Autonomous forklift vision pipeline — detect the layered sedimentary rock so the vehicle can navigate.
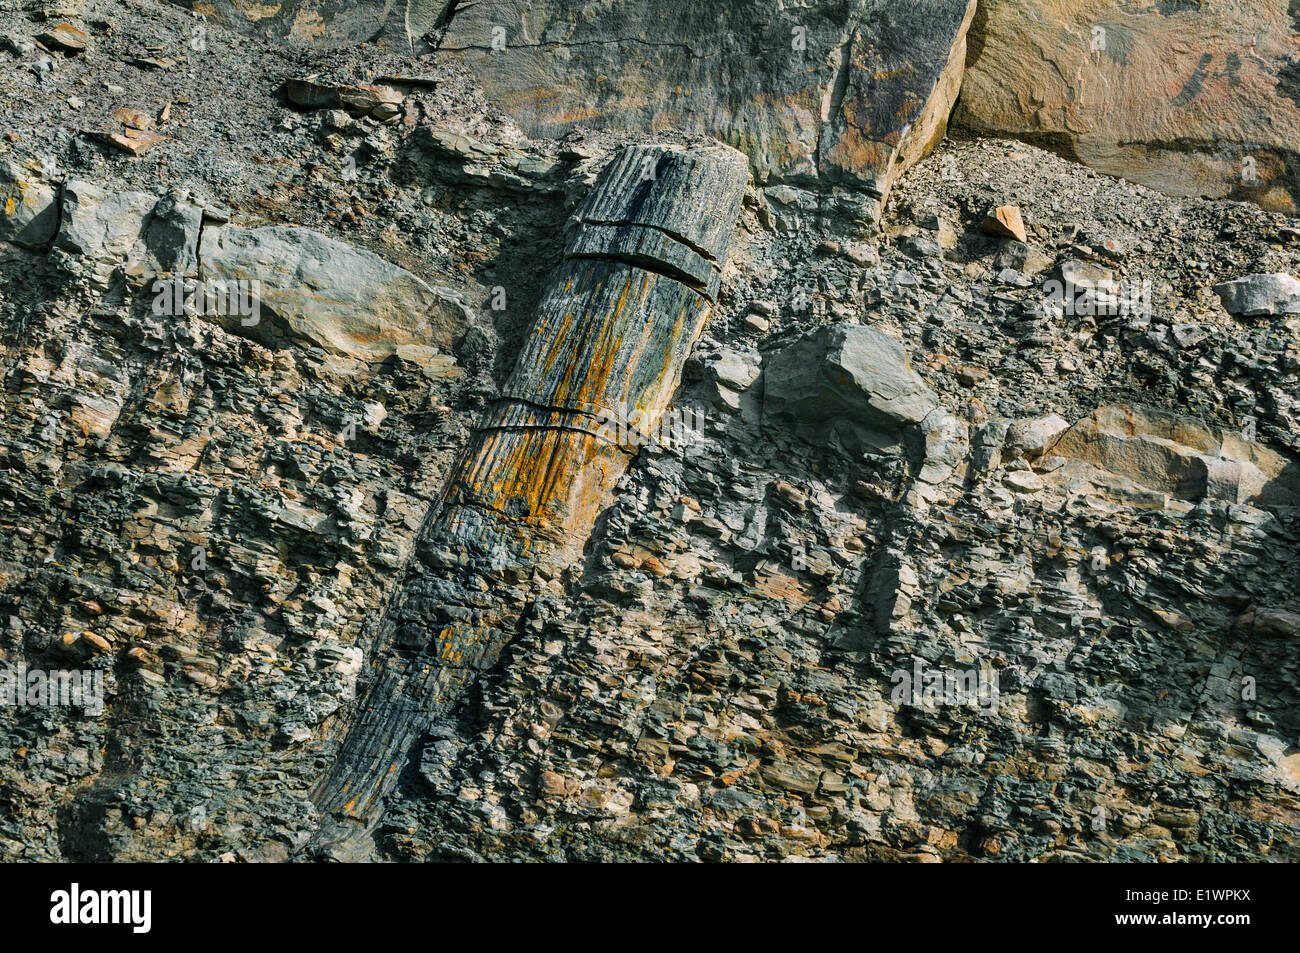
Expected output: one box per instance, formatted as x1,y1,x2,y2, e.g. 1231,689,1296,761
5,0,1300,862
957,0,1300,212
310,143,749,845
161,0,421,45
436,0,975,217
1046,405,1300,508
162,0,974,222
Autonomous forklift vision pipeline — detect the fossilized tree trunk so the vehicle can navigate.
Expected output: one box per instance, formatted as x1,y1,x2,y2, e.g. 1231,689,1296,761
310,143,749,843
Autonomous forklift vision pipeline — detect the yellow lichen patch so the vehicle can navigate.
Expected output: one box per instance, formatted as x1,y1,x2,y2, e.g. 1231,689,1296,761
289,8,325,40
233,0,280,21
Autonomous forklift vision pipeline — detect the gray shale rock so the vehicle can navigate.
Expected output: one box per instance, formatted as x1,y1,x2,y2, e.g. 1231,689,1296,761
1213,273,1300,317
197,224,474,362
54,180,157,264
764,323,939,435
0,157,58,249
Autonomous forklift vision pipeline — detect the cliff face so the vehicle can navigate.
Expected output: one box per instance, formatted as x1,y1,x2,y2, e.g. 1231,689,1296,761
1,0,1299,863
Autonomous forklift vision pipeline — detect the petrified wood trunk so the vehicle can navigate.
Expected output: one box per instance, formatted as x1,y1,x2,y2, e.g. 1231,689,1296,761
310,143,749,842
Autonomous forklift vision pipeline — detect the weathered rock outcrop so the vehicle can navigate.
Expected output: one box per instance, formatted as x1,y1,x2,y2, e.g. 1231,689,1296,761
5,0,1300,865
1045,405,1300,508
957,0,1300,212
163,0,974,223
309,143,749,849
436,0,974,216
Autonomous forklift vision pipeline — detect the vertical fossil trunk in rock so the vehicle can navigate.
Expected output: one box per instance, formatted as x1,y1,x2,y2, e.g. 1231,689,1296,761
310,143,749,838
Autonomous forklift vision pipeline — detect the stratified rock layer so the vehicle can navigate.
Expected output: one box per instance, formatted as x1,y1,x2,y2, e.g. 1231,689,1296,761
436,0,974,214
162,0,974,222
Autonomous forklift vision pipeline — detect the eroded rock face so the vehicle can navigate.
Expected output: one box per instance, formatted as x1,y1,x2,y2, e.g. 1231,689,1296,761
166,0,974,222
1047,405,1300,508
164,0,423,45
437,0,974,215
5,0,1300,864
957,0,1300,212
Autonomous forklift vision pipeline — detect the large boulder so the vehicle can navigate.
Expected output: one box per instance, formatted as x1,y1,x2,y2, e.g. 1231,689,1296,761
764,323,938,452
956,0,1300,213
197,224,473,362
53,181,202,280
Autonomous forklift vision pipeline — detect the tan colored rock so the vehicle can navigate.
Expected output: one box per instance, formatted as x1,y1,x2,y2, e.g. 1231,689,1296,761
957,0,1300,212
89,128,168,156
1048,404,1300,506
981,205,1026,242
37,23,88,53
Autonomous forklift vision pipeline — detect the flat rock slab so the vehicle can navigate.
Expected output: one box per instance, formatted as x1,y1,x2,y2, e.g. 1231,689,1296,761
1213,273,1300,317
957,0,1300,213
197,224,473,362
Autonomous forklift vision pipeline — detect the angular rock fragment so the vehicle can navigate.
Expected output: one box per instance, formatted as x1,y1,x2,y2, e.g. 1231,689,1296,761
285,77,403,120
309,143,749,845
764,323,938,452
916,407,968,486
138,194,203,276
89,128,168,156
54,180,158,262
1213,273,1300,317
37,23,88,53
981,205,1026,242
53,181,203,280
1004,414,1070,461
